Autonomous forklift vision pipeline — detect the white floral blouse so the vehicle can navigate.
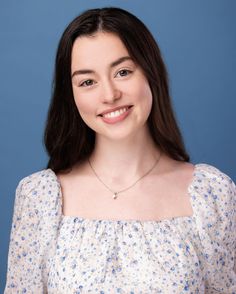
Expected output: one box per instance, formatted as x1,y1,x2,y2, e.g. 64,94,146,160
4,164,236,293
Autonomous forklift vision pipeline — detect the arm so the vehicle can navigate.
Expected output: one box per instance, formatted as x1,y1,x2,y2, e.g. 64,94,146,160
4,178,47,293
204,172,236,293
4,170,61,294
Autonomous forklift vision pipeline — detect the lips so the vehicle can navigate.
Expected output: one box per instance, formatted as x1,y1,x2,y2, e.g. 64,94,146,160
100,105,133,124
98,105,133,117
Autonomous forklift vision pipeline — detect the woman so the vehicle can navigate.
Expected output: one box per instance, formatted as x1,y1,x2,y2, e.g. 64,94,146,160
5,7,235,293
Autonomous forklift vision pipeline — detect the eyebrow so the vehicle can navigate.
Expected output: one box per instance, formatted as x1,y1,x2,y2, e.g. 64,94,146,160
71,56,133,78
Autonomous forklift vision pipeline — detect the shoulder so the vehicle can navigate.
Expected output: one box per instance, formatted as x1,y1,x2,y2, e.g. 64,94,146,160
194,163,234,181
14,168,62,216
190,163,235,218
193,163,235,195
17,168,59,195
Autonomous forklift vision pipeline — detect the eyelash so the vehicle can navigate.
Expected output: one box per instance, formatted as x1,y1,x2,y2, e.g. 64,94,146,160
79,69,133,87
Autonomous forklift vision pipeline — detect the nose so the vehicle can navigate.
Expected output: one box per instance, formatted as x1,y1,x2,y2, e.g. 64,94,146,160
100,79,121,103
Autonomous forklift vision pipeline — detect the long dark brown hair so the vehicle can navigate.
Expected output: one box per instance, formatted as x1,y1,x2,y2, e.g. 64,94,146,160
44,7,190,173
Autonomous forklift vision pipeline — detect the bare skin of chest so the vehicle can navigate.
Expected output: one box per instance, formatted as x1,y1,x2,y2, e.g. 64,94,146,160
58,161,194,221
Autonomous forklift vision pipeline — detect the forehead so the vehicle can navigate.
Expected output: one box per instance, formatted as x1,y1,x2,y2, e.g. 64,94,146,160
71,32,130,69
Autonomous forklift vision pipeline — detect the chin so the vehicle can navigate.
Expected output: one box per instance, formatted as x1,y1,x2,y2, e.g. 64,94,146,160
99,128,142,142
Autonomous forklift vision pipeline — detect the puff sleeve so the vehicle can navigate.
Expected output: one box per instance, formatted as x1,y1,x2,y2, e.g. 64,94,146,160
4,170,62,294
192,164,236,293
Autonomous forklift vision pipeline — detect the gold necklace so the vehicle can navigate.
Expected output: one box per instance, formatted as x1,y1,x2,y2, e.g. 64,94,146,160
88,151,162,199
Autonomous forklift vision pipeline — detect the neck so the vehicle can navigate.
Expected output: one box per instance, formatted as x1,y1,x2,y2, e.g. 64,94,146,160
88,126,161,187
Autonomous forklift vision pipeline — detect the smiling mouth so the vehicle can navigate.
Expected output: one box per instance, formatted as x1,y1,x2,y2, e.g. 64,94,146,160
99,106,133,118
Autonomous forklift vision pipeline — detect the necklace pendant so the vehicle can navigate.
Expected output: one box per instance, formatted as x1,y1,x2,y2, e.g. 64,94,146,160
113,192,118,200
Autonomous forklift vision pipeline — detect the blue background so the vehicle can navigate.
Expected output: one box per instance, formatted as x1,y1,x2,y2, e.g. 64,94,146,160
1,0,235,291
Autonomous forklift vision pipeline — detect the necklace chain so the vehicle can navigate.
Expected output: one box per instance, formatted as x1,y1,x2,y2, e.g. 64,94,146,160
88,151,162,199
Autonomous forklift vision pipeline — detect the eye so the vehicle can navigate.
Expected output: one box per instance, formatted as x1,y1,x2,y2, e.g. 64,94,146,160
116,69,133,77
79,79,96,87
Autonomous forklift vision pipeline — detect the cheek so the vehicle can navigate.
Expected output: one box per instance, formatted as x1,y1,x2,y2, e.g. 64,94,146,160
137,82,153,112
74,98,96,128
72,92,99,129
73,91,94,116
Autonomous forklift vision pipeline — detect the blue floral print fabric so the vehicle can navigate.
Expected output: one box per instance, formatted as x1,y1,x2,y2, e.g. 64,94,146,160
4,164,236,293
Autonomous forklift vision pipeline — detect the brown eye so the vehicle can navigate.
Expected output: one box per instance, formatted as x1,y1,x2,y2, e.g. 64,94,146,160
80,79,95,87
116,69,133,77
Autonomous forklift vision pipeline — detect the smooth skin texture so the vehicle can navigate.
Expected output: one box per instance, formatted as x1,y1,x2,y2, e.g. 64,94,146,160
71,32,153,142
58,32,194,221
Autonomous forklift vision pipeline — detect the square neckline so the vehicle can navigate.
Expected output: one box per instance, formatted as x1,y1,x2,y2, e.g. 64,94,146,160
47,164,201,224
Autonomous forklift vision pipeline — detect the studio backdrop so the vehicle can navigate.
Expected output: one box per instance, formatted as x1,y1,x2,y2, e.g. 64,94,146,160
0,0,235,291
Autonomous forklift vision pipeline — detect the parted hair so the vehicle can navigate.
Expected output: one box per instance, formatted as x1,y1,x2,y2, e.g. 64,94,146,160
44,7,190,173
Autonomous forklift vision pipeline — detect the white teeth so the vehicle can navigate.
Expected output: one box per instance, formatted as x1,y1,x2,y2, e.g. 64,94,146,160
103,107,129,118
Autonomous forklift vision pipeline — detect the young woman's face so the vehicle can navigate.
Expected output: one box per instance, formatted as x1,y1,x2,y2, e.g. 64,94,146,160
71,32,153,141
